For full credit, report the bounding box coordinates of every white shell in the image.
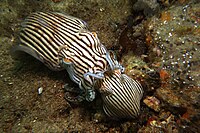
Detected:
[38,87,43,95]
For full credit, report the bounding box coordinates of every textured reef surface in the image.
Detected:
[0,0,199,132]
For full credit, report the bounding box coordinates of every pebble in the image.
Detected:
[143,96,161,112]
[38,87,43,95]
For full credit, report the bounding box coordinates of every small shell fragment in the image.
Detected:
[38,87,43,95]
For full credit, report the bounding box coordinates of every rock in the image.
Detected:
[143,96,161,112]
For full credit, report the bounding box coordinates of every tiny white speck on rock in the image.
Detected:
[38,87,43,95]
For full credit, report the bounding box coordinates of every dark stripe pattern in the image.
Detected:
[20,12,89,70]
[19,12,109,87]
[95,69,143,118]
[14,12,144,118]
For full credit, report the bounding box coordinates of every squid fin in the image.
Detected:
[10,45,44,63]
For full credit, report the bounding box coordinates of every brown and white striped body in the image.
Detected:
[95,69,143,118]
[12,12,144,118]
[12,12,113,101]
